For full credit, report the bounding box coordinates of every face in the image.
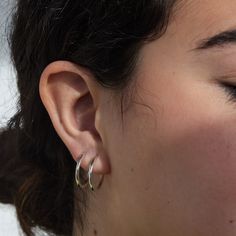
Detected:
[93,1,236,235]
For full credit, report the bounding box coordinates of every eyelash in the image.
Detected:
[219,82,236,102]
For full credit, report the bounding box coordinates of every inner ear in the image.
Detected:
[75,92,101,141]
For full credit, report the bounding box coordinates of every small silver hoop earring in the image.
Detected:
[88,157,104,191]
[75,154,88,188]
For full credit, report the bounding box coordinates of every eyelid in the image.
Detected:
[218,80,236,103]
[219,80,236,87]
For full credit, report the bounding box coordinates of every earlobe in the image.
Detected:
[39,61,111,175]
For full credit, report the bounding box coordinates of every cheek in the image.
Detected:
[153,87,236,232]
[159,86,236,202]
[167,120,236,202]
[137,71,236,233]
[148,76,236,200]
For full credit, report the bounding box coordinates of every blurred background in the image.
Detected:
[0,0,18,129]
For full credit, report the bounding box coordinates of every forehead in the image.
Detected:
[169,0,236,47]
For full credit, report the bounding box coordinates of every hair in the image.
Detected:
[0,0,176,235]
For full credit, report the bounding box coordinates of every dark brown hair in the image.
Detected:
[0,0,175,235]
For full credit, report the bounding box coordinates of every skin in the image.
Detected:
[39,1,236,235]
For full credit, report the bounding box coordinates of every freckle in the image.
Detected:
[145,186,150,191]
[130,168,134,172]
[229,220,234,224]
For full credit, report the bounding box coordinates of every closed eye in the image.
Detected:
[219,81,236,103]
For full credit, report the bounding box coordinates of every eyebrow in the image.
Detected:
[194,29,236,50]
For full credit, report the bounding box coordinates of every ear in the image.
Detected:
[39,61,110,174]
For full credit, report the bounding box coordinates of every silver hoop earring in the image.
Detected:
[75,154,88,188]
[88,157,104,192]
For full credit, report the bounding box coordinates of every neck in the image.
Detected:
[72,178,133,236]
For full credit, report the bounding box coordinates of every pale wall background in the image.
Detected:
[0,0,18,129]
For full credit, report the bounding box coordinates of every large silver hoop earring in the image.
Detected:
[75,154,88,188]
[88,157,104,191]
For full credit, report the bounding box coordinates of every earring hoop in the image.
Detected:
[75,154,89,188]
[88,157,104,191]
